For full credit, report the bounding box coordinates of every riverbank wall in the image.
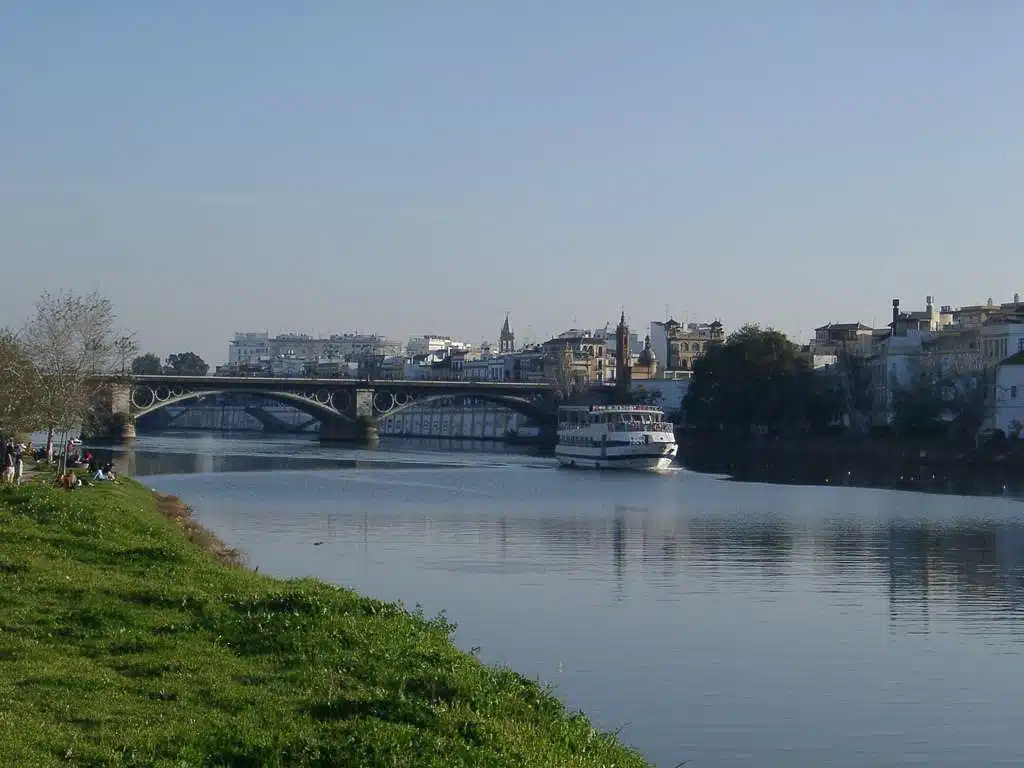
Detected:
[0,479,651,767]
[678,433,1024,495]
[678,433,1024,465]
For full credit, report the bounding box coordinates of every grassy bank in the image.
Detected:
[0,480,652,767]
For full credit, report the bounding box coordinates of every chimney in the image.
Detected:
[1016,293,1020,305]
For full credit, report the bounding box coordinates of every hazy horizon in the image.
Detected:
[3,3,1023,366]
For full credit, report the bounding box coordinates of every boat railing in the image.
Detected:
[559,422,675,433]
[610,422,675,433]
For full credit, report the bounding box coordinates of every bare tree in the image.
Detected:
[0,330,44,448]
[21,291,121,468]
[113,333,140,378]
[545,343,587,401]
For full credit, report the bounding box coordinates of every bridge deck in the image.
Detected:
[120,375,553,391]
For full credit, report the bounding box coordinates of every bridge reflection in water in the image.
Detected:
[138,392,538,442]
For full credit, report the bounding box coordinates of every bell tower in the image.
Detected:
[615,311,631,400]
[499,313,515,354]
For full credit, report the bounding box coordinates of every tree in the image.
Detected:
[683,325,827,436]
[21,291,122,465]
[165,352,209,377]
[132,353,163,375]
[112,334,139,377]
[632,388,664,407]
[891,353,988,440]
[0,330,43,443]
[545,343,587,401]
[832,343,876,434]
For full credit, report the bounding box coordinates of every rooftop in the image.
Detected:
[999,351,1024,367]
[814,322,874,332]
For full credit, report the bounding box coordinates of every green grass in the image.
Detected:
[0,480,652,767]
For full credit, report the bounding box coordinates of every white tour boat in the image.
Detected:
[555,404,678,471]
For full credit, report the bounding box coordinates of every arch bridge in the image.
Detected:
[104,375,557,443]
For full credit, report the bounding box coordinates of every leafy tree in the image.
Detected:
[832,344,876,434]
[891,354,988,440]
[631,388,664,407]
[21,291,122,464]
[165,352,209,377]
[132,353,163,375]
[683,324,832,436]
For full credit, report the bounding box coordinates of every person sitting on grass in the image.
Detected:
[93,463,118,482]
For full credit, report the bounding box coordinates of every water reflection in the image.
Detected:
[142,463,1024,635]
[689,446,1024,500]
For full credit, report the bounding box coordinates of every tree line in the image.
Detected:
[682,325,988,441]
[131,351,209,377]
[0,291,209,464]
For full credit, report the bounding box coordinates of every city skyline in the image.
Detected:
[3,4,1023,365]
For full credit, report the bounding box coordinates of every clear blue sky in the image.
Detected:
[2,2,1023,365]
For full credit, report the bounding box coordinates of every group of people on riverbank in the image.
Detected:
[58,454,118,490]
[1,435,120,490]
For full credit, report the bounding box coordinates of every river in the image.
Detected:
[107,432,1024,767]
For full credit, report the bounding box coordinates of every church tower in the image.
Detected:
[499,313,515,354]
[615,311,631,399]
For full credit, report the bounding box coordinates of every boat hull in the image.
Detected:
[555,444,678,472]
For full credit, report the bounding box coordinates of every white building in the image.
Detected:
[331,334,403,360]
[227,331,400,370]
[462,357,507,381]
[986,352,1024,436]
[406,335,472,358]
[867,330,933,424]
[631,378,690,414]
[981,322,1024,367]
[268,357,308,377]
[229,332,271,365]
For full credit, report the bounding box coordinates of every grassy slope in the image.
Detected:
[0,480,652,768]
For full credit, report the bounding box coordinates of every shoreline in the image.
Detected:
[0,477,654,767]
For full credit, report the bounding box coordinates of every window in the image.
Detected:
[1018,337,1024,352]
[1013,386,1018,399]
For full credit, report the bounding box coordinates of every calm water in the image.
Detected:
[115,433,1024,767]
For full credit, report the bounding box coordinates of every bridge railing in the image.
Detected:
[109,374,555,389]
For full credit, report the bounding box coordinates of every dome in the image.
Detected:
[638,335,656,366]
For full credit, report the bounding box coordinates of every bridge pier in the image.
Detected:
[81,383,137,443]
[319,389,379,446]
[319,415,379,445]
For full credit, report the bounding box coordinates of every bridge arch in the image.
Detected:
[376,392,552,423]
[131,388,347,423]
